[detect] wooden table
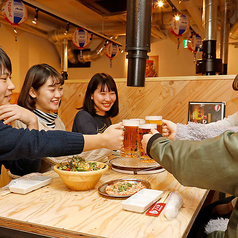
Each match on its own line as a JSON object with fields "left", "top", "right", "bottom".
{"left": 0, "top": 166, "right": 208, "bottom": 238}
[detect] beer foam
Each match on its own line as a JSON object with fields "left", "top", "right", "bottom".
{"left": 145, "top": 116, "right": 162, "bottom": 120}
{"left": 139, "top": 124, "right": 157, "bottom": 129}
{"left": 122, "top": 119, "right": 140, "bottom": 126}
{"left": 130, "top": 118, "right": 146, "bottom": 124}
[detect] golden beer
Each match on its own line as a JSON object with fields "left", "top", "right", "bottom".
{"left": 145, "top": 116, "right": 162, "bottom": 134}
{"left": 121, "top": 119, "right": 140, "bottom": 158}
{"left": 138, "top": 124, "right": 157, "bottom": 162}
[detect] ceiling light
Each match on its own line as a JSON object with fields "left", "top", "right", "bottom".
{"left": 175, "top": 15, "right": 180, "bottom": 21}
{"left": 158, "top": 1, "right": 163, "bottom": 7}
{"left": 32, "top": 8, "right": 38, "bottom": 24}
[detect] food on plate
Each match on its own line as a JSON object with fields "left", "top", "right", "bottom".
{"left": 57, "top": 156, "right": 106, "bottom": 172}
{"left": 105, "top": 181, "right": 146, "bottom": 196}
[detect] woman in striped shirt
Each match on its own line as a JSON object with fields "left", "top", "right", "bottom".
{"left": 9, "top": 64, "right": 67, "bottom": 175}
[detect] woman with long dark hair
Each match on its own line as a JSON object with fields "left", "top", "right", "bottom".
{"left": 72, "top": 73, "right": 119, "bottom": 134}
{"left": 72, "top": 73, "right": 119, "bottom": 161}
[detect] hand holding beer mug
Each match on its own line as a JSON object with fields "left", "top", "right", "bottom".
{"left": 145, "top": 116, "right": 162, "bottom": 134}
{"left": 138, "top": 124, "right": 157, "bottom": 162}
{"left": 121, "top": 119, "right": 140, "bottom": 158}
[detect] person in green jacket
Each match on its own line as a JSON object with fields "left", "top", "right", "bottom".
{"left": 142, "top": 129, "right": 238, "bottom": 238}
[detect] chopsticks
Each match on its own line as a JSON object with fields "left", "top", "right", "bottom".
{"left": 159, "top": 190, "right": 170, "bottom": 203}
{"left": 146, "top": 190, "right": 170, "bottom": 216}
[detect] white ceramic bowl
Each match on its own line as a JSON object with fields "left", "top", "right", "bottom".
{"left": 54, "top": 161, "right": 108, "bottom": 191}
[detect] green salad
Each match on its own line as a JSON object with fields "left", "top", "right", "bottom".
{"left": 57, "top": 156, "right": 106, "bottom": 172}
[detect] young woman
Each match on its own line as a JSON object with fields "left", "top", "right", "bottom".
{"left": 9, "top": 64, "right": 66, "bottom": 174}
{"left": 72, "top": 73, "right": 119, "bottom": 134}
{"left": 0, "top": 47, "right": 123, "bottom": 175}
{"left": 72, "top": 73, "right": 119, "bottom": 161}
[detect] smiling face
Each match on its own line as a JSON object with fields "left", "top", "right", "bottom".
{"left": 30, "top": 77, "right": 63, "bottom": 113}
{"left": 0, "top": 71, "right": 15, "bottom": 106}
{"left": 91, "top": 85, "right": 117, "bottom": 116}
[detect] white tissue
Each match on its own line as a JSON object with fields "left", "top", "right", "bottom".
{"left": 164, "top": 191, "right": 183, "bottom": 220}
{"left": 205, "top": 218, "right": 229, "bottom": 234}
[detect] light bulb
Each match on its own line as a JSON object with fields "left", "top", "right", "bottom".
{"left": 158, "top": 1, "right": 163, "bottom": 7}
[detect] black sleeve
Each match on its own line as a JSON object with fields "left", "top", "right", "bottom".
{"left": 0, "top": 122, "right": 84, "bottom": 162}
{"left": 72, "top": 111, "right": 97, "bottom": 134}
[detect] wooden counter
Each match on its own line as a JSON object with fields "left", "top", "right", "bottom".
{"left": 0, "top": 167, "right": 208, "bottom": 238}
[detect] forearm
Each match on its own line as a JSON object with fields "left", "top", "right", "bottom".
{"left": 148, "top": 131, "right": 238, "bottom": 196}
{"left": 175, "top": 122, "right": 238, "bottom": 141}
{"left": 1, "top": 124, "right": 84, "bottom": 161}
{"left": 83, "top": 134, "right": 106, "bottom": 151}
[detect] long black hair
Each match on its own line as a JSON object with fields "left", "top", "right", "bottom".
{"left": 82, "top": 73, "right": 119, "bottom": 117}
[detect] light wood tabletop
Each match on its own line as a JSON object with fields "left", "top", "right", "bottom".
{"left": 0, "top": 165, "right": 208, "bottom": 238}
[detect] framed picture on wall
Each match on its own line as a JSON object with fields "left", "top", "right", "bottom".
{"left": 188, "top": 102, "right": 226, "bottom": 124}
{"left": 146, "top": 55, "right": 158, "bottom": 77}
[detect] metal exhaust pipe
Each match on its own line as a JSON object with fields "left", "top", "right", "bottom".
{"left": 126, "top": 0, "right": 153, "bottom": 87}
{"left": 196, "top": 0, "right": 222, "bottom": 75}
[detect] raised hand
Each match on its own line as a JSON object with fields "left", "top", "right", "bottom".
{"left": 0, "top": 104, "right": 38, "bottom": 130}
{"left": 162, "top": 119, "right": 177, "bottom": 140}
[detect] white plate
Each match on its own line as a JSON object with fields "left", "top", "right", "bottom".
{"left": 9, "top": 175, "right": 53, "bottom": 194}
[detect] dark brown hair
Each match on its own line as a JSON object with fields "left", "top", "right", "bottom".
{"left": 18, "top": 64, "right": 64, "bottom": 110}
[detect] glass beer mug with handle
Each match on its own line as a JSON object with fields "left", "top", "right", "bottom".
{"left": 145, "top": 116, "right": 162, "bottom": 134}
{"left": 138, "top": 124, "right": 157, "bottom": 162}
{"left": 121, "top": 119, "right": 140, "bottom": 158}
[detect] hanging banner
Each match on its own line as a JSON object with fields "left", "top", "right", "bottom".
{"left": 72, "top": 28, "right": 91, "bottom": 49}
{"left": 2, "top": 0, "right": 27, "bottom": 26}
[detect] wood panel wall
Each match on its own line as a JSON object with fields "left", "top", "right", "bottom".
{"left": 61, "top": 75, "right": 238, "bottom": 131}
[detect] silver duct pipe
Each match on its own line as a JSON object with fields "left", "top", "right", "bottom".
{"left": 220, "top": 0, "right": 234, "bottom": 74}
{"left": 77, "top": 40, "right": 106, "bottom": 63}
{"left": 203, "top": 0, "right": 218, "bottom": 40}
{"left": 196, "top": 0, "right": 222, "bottom": 75}
{"left": 48, "top": 29, "right": 107, "bottom": 64}
{"left": 61, "top": 39, "right": 68, "bottom": 80}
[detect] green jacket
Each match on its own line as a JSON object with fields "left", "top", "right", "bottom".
{"left": 147, "top": 131, "right": 238, "bottom": 238}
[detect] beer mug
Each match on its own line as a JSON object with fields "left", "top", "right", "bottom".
{"left": 121, "top": 119, "right": 140, "bottom": 158}
{"left": 130, "top": 118, "right": 146, "bottom": 125}
{"left": 138, "top": 124, "right": 157, "bottom": 162}
{"left": 145, "top": 116, "right": 162, "bottom": 133}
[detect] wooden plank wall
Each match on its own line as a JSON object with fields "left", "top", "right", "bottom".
{"left": 61, "top": 75, "right": 238, "bottom": 131}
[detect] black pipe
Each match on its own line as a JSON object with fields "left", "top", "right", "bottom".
{"left": 196, "top": 40, "right": 222, "bottom": 75}
{"left": 126, "top": 0, "right": 153, "bottom": 87}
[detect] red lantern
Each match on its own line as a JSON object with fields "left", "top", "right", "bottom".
{"left": 72, "top": 28, "right": 91, "bottom": 60}
{"left": 187, "top": 34, "right": 202, "bottom": 53}
{"left": 2, "top": 0, "right": 27, "bottom": 41}
{"left": 2, "top": 0, "right": 27, "bottom": 26}
{"left": 72, "top": 28, "right": 91, "bottom": 49}
{"left": 105, "top": 42, "right": 119, "bottom": 67}
{"left": 168, "top": 14, "right": 189, "bottom": 49}
{"left": 187, "top": 33, "right": 202, "bottom": 62}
